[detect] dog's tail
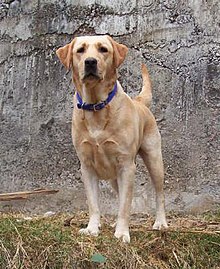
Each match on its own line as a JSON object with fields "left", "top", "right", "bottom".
{"left": 134, "top": 64, "right": 152, "bottom": 107}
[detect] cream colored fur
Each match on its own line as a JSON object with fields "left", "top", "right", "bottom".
{"left": 56, "top": 35, "right": 168, "bottom": 243}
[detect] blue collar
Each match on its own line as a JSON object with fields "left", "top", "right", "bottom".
{"left": 76, "top": 83, "right": 117, "bottom": 111}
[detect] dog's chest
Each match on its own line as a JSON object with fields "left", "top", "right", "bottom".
{"left": 77, "top": 127, "right": 120, "bottom": 179}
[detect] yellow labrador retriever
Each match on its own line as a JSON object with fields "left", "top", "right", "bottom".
{"left": 56, "top": 35, "right": 168, "bottom": 243}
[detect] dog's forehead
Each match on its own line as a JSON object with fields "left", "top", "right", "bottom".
{"left": 74, "top": 35, "right": 112, "bottom": 48}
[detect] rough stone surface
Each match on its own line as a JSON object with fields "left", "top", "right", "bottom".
{"left": 0, "top": 0, "right": 219, "bottom": 215}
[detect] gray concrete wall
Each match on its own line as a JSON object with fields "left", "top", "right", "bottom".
{"left": 0, "top": 0, "right": 219, "bottom": 215}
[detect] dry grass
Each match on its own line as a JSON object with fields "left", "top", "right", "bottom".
{"left": 0, "top": 210, "right": 219, "bottom": 269}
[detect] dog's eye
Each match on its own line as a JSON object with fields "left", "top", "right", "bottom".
{"left": 99, "top": 46, "right": 108, "bottom": 53}
{"left": 77, "top": 47, "right": 85, "bottom": 53}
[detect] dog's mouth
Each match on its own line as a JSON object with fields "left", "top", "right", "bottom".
{"left": 83, "top": 72, "right": 100, "bottom": 80}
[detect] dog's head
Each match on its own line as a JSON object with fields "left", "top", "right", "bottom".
{"left": 56, "top": 35, "right": 128, "bottom": 83}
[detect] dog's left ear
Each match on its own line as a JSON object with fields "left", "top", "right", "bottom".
{"left": 56, "top": 38, "right": 76, "bottom": 70}
{"left": 107, "top": 36, "right": 128, "bottom": 68}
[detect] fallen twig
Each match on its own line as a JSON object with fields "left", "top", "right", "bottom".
{"left": 0, "top": 188, "right": 59, "bottom": 201}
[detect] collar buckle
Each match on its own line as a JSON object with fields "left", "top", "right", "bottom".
{"left": 93, "top": 103, "right": 101, "bottom": 111}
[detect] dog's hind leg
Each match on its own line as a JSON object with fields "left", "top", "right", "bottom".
{"left": 110, "top": 179, "right": 119, "bottom": 194}
{"left": 79, "top": 165, "right": 101, "bottom": 236}
{"left": 109, "top": 179, "right": 119, "bottom": 228}
{"left": 139, "top": 128, "right": 168, "bottom": 230}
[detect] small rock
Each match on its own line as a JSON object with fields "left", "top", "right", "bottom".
{"left": 43, "top": 211, "right": 56, "bottom": 217}
{"left": 23, "top": 216, "right": 33, "bottom": 220}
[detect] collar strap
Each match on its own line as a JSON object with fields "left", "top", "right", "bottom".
{"left": 76, "top": 83, "right": 117, "bottom": 111}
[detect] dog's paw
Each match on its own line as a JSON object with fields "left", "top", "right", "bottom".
{"left": 79, "top": 227, "right": 99, "bottom": 236}
{"left": 152, "top": 219, "right": 168, "bottom": 230}
{"left": 114, "top": 231, "right": 130, "bottom": 243}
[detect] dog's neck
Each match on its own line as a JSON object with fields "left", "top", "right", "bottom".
{"left": 73, "top": 73, "right": 117, "bottom": 104}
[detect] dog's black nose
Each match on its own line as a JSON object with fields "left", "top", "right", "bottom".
{"left": 85, "top": 57, "right": 97, "bottom": 67}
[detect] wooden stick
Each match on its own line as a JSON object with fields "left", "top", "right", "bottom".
{"left": 0, "top": 189, "right": 59, "bottom": 201}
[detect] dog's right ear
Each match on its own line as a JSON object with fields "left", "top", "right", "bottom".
{"left": 56, "top": 39, "right": 76, "bottom": 70}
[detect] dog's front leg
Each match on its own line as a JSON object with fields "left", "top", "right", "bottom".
{"left": 79, "top": 165, "right": 100, "bottom": 236}
{"left": 114, "top": 162, "right": 135, "bottom": 243}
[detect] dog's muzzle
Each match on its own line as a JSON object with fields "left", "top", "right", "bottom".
{"left": 83, "top": 57, "right": 99, "bottom": 79}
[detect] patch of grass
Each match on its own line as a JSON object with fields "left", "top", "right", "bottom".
{"left": 201, "top": 208, "right": 220, "bottom": 222}
{"left": 0, "top": 211, "right": 219, "bottom": 269}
